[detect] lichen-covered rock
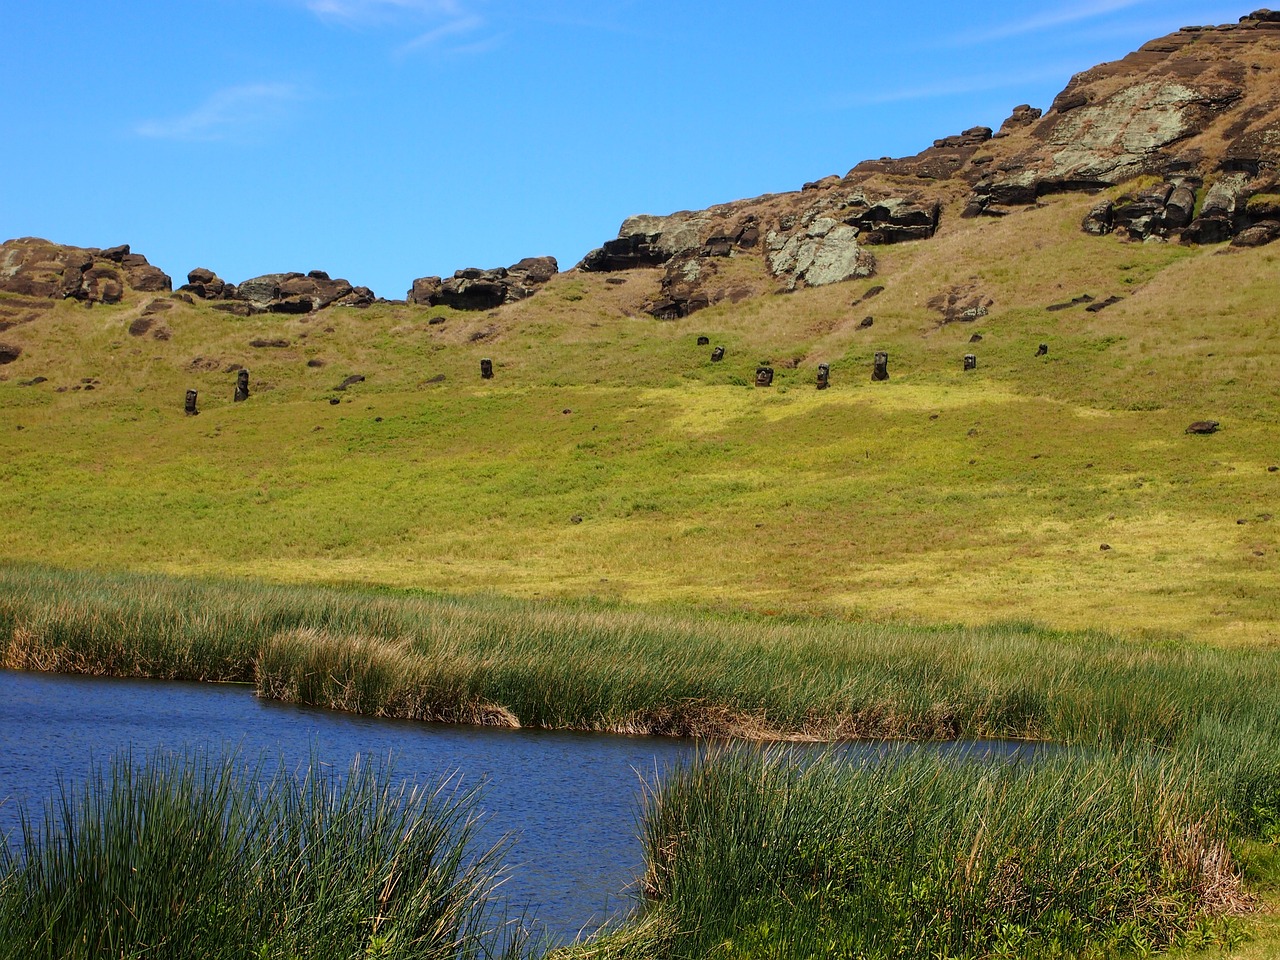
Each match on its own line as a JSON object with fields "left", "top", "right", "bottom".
{"left": 767, "top": 223, "right": 876, "bottom": 290}
{"left": 1231, "top": 219, "right": 1280, "bottom": 246}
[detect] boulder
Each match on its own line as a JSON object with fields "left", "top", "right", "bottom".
{"left": 1186, "top": 420, "right": 1220, "bottom": 434}
{"left": 0, "top": 237, "right": 171, "bottom": 304}
{"left": 407, "top": 257, "right": 558, "bottom": 310}
{"left": 994, "top": 104, "right": 1043, "bottom": 137}
{"left": 181, "top": 267, "right": 231, "bottom": 300}
{"left": 579, "top": 234, "right": 672, "bottom": 272}
{"left": 233, "top": 270, "right": 371, "bottom": 312}
{"left": 1231, "top": 219, "right": 1280, "bottom": 246}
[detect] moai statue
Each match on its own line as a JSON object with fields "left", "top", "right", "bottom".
{"left": 872, "top": 351, "right": 889, "bottom": 382}
{"left": 234, "top": 369, "right": 249, "bottom": 402}
{"left": 755, "top": 366, "right": 774, "bottom": 387}
{"left": 817, "top": 363, "right": 830, "bottom": 390}
{"left": 963, "top": 354, "right": 977, "bottom": 371}
{"left": 711, "top": 346, "right": 725, "bottom": 362}
{"left": 184, "top": 389, "right": 198, "bottom": 415}
{"left": 480, "top": 358, "right": 494, "bottom": 379}
{"left": 697, "top": 336, "right": 710, "bottom": 346}
{"left": 1036, "top": 343, "right": 1049, "bottom": 357}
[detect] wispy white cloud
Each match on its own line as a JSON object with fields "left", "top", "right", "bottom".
{"left": 398, "top": 12, "right": 485, "bottom": 52}
{"left": 304, "top": 0, "right": 466, "bottom": 23}
{"left": 833, "top": 63, "right": 1077, "bottom": 108}
{"left": 133, "top": 83, "right": 303, "bottom": 142}
{"left": 942, "top": 0, "right": 1155, "bottom": 46}
{"left": 301, "top": 0, "right": 495, "bottom": 55}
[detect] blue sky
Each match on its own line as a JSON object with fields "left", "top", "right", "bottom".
{"left": 0, "top": 1, "right": 1247, "bottom": 298}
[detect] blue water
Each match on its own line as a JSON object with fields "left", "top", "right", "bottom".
{"left": 0, "top": 669, "right": 1047, "bottom": 946}
{"left": 0, "top": 669, "right": 695, "bottom": 944}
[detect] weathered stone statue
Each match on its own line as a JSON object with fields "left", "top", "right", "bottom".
{"left": 964, "top": 354, "right": 977, "bottom": 371}
{"left": 480, "top": 358, "right": 494, "bottom": 379}
{"left": 185, "top": 389, "right": 198, "bottom": 415}
{"left": 755, "top": 367, "right": 774, "bottom": 387}
{"left": 817, "top": 363, "right": 830, "bottom": 389}
{"left": 1037, "top": 343, "right": 1049, "bottom": 356}
{"left": 711, "top": 346, "right": 725, "bottom": 362}
{"left": 697, "top": 336, "right": 710, "bottom": 346}
{"left": 872, "top": 351, "right": 889, "bottom": 381}
{"left": 234, "top": 369, "right": 249, "bottom": 402}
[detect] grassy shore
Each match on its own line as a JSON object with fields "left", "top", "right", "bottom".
{"left": 5, "top": 562, "right": 1280, "bottom": 754}
{"left": 0, "top": 749, "right": 518, "bottom": 960}
{"left": 3, "top": 563, "right": 1280, "bottom": 956}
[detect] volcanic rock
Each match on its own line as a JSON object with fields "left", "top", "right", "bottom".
{"left": 0, "top": 237, "right": 171, "bottom": 304}
{"left": 407, "top": 257, "right": 558, "bottom": 310}
{"left": 230, "top": 270, "right": 372, "bottom": 313}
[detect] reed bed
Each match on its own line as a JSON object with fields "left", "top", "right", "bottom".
{"left": 620, "top": 747, "right": 1247, "bottom": 960}
{"left": 4, "top": 562, "right": 1280, "bottom": 957}
{"left": 0, "top": 748, "right": 520, "bottom": 960}
{"left": 5, "top": 562, "right": 1280, "bottom": 757}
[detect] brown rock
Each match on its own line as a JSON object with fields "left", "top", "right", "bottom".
{"left": 1231, "top": 220, "right": 1280, "bottom": 246}
{"left": 408, "top": 257, "right": 557, "bottom": 310}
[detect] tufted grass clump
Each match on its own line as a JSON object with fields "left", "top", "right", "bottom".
{"left": 619, "top": 747, "right": 1248, "bottom": 960}
{"left": 0, "top": 749, "right": 521, "bottom": 960}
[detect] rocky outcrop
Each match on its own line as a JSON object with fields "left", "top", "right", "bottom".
{"left": 0, "top": 238, "right": 171, "bottom": 304}
{"left": 853, "top": 126, "right": 994, "bottom": 181}
{"left": 577, "top": 186, "right": 946, "bottom": 315}
{"left": 406, "top": 257, "right": 558, "bottom": 310}
{"left": 232, "top": 270, "right": 375, "bottom": 313}
{"left": 180, "top": 268, "right": 235, "bottom": 300}
{"left": 766, "top": 220, "right": 876, "bottom": 292}
{"left": 1081, "top": 171, "right": 1280, "bottom": 247}
{"left": 957, "top": 13, "right": 1280, "bottom": 243}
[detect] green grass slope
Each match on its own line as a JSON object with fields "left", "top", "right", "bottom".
{"left": 0, "top": 189, "right": 1276, "bottom": 644}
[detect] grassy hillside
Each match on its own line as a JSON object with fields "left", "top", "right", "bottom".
{"left": 1, "top": 189, "right": 1275, "bottom": 644}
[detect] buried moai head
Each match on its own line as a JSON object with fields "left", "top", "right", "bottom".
{"left": 1037, "top": 343, "right": 1049, "bottom": 357}
{"left": 872, "top": 351, "right": 889, "bottom": 382}
{"left": 234, "top": 369, "right": 249, "bottom": 402}
{"left": 817, "top": 363, "right": 830, "bottom": 390}
{"left": 963, "top": 354, "right": 977, "bottom": 371}
{"left": 480, "top": 358, "right": 494, "bottom": 379}
{"left": 755, "top": 366, "right": 774, "bottom": 387}
{"left": 184, "top": 389, "right": 198, "bottom": 415}
{"left": 711, "top": 346, "right": 725, "bottom": 362}
{"left": 697, "top": 336, "right": 710, "bottom": 346}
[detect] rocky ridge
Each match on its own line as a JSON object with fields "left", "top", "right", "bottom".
{"left": 0, "top": 239, "right": 171, "bottom": 330}
{"left": 576, "top": 9, "right": 1280, "bottom": 317}
{"left": 4, "top": 11, "right": 1279, "bottom": 326}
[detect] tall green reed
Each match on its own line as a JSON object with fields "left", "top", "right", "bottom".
{"left": 630, "top": 746, "right": 1245, "bottom": 960}
{"left": 0, "top": 748, "right": 521, "bottom": 960}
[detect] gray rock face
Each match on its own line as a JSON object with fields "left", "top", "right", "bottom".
{"left": 767, "top": 224, "right": 876, "bottom": 290}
